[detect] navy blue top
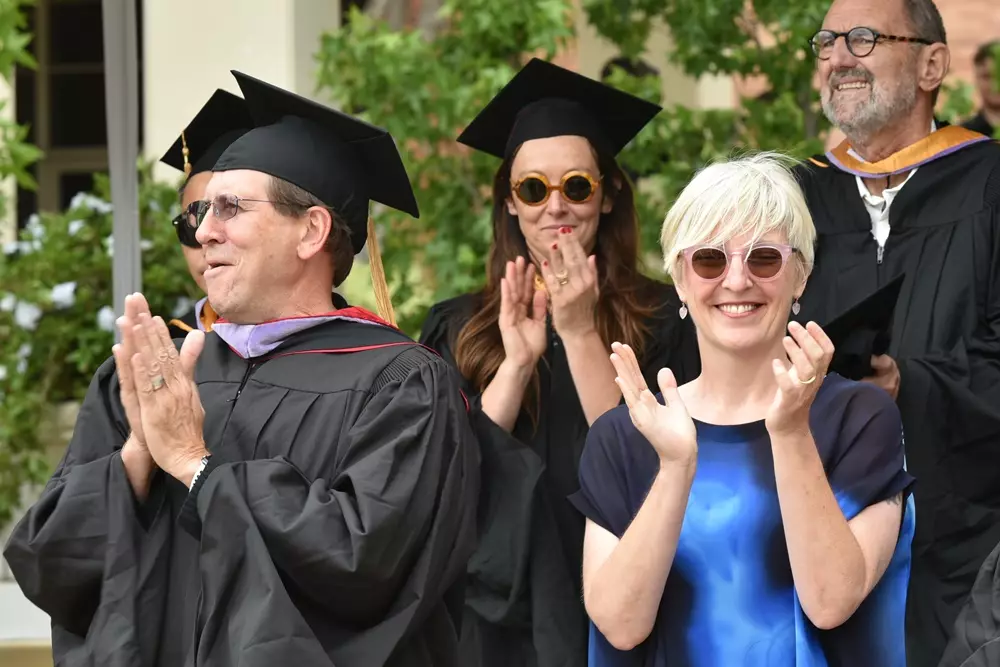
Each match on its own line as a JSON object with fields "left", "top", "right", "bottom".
{"left": 571, "top": 374, "right": 915, "bottom": 667}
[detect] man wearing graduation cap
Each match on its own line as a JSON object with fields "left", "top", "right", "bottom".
{"left": 796, "top": 0, "right": 1000, "bottom": 664}
{"left": 160, "top": 88, "right": 253, "bottom": 337}
{"left": 4, "top": 71, "right": 478, "bottom": 667}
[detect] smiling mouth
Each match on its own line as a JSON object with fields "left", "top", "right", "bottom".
{"left": 835, "top": 81, "right": 869, "bottom": 91}
{"left": 716, "top": 303, "right": 762, "bottom": 316}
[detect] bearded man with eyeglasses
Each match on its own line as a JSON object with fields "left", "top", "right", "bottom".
{"left": 794, "top": 1, "right": 1000, "bottom": 665}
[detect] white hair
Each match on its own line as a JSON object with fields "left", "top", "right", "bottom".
{"left": 659, "top": 151, "right": 817, "bottom": 282}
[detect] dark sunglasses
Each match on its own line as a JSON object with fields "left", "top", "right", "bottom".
{"left": 681, "top": 244, "right": 798, "bottom": 282}
{"left": 172, "top": 201, "right": 202, "bottom": 249}
{"left": 511, "top": 171, "right": 601, "bottom": 206}
{"left": 809, "top": 27, "right": 932, "bottom": 60}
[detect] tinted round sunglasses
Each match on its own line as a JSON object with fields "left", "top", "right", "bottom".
{"left": 511, "top": 171, "right": 601, "bottom": 206}
{"left": 681, "top": 244, "right": 800, "bottom": 282}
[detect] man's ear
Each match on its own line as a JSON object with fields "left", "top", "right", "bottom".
{"left": 298, "top": 206, "right": 332, "bottom": 261}
{"left": 919, "top": 43, "right": 950, "bottom": 96}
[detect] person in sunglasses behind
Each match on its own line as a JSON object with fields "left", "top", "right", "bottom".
{"left": 419, "top": 58, "right": 701, "bottom": 666}
{"left": 159, "top": 88, "right": 253, "bottom": 338}
{"left": 573, "top": 152, "right": 914, "bottom": 667}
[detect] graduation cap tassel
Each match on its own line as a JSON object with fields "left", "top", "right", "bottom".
{"left": 366, "top": 216, "right": 397, "bottom": 328}
{"left": 181, "top": 130, "right": 192, "bottom": 177}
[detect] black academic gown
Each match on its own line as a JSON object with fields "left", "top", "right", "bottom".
{"left": 419, "top": 279, "right": 700, "bottom": 667}
{"left": 3, "top": 316, "right": 479, "bottom": 667}
{"left": 937, "top": 538, "right": 1000, "bottom": 667}
{"left": 795, "top": 140, "right": 1000, "bottom": 667}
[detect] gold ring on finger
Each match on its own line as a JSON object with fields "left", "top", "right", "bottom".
{"left": 797, "top": 374, "right": 817, "bottom": 385}
{"left": 554, "top": 269, "right": 569, "bottom": 281}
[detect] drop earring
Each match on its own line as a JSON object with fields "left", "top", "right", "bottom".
{"left": 679, "top": 302, "right": 688, "bottom": 320}
{"left": 791, "top": 298, "right": 801, "bottom": 316}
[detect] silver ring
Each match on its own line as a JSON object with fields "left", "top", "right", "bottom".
{"left": 151, "top": 375, "right": 165, "bottom": 391}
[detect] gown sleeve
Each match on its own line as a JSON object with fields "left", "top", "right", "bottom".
{"left": 2, "top": 357, "right": 171, "bottom": 663}
{"left": 418, "top": 299, "right": 544, "bottom": 626}
{"left": 938, "top": 538, "right": 1000, "bottom": 667}
{"left": 895, "top": 200, "right": 1000, "bottom": 507}
{"left": 177, "top": 345, "right": 479, "bottom": 665}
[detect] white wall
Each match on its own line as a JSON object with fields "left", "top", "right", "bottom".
{"left": 143, "top": 0, "right": 340, "bottom": 182}
{"left": 573, "top": 4, "right": 734, "bottom": 110}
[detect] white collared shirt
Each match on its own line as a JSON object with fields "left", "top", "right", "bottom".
{"left": 854, "top": 121, "right": 936, "bottom": 263}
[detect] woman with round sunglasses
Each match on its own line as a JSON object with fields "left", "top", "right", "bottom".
{"left": 420, "top": 59, "right": 701, "bottom": 667}
{"left": 572, "top": 153, "right": 914, "bottom": 666}
{"left": 159, "top": 89, "right": 253, "bottom": 338}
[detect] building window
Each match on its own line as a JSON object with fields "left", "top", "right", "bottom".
{"left": 14, "top": 0, "right": 144, "bottom": 226}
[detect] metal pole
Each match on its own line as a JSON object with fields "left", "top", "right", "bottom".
{"left": 101, "top": 0, "right": 141, "bottom": 341}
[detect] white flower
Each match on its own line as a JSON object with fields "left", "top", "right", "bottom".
{"left": 172, "top": 296, "right": 193, "bottom": 318}
{"left": 15, "top": 343, "right": 32, "bottom": 375}
{"left": 17, "top": 239, "right": 40, "bottom": 254}
{"left": 0, "top": 293, "right": 15, "bottom": 312}
{"left": 67, "top": 219, "right": 85, "bottom": 236}
{"left": 50, "top": 281, "right": 77, "bottom": 309}
{"left": 3, "top": 241, "right": 17, "bottom": 255}
{"left": 70, "top": 192, "right": 114, "bottom": 214}
{"left": 0, "top": 365, "right": 7, "bottom": 381}
{"left": 97, "top": 305, "right": 116, "bottom": 332}
{"left": 13, "top": 301, "right": 42, "bottom": 330}
{"left": 104, "top": 234, "right": 114, "bottom": 257}
{"left": 140, "top": 239, "right": 153, "bottom": 251}
{"left": 25, "top": 214, "right": 44, "bottom": 240}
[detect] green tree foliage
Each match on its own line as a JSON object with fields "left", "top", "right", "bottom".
{"left": 0, "top": 168, "right": 198, "bottom": 526}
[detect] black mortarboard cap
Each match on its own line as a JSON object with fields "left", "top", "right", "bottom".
{"left": 215, "top": 70, "right": 419, "bottom": 254}
{"left": 456, "top": 58, "right": 661, "bottom": 160}
{"left": 820, "top": 274, "right": 905, "bottom": 380}
{"left": 160, "top": 89, "right": 254, "bottom": 179}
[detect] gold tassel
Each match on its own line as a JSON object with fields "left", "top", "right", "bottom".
{"left": 366, "top": 215, "right": 397, "bottom": 327}
{"left": 181, "top": 130, "right": 192, "bottom": 176}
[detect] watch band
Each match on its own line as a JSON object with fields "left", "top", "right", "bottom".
{"left": 188, "top": 455, "right": 211, "bottom": 491}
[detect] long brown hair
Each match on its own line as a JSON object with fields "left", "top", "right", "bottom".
{"left": 454, "top": 142, "right": 658, "bottom": 422}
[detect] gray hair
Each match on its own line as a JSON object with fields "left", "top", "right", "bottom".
{"left": 903, "top": 0, "right": 946, "bottom": 45}
{"left": 660, "top": 151, "right": 817, "bottom": 282}
{"left": 266, "top": 176, "right": 355, "bottom": 287}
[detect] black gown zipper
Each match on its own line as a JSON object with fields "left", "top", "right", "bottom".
{"left": 228, "top": 359, "right": 260, "bottom": 403}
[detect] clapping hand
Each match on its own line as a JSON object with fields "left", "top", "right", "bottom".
{"left": 540, "top": 227, "right": 599, "bottom": 338}
{"left": 499, "top": 256, "right": 548, "bottom": 371}
{"left": 114, "top": 294, "right": 209, "bottom": 486}
{"left": 611, "top": 342, "right": 697, "bottom": 467}
{"left": 766, "top": 321, "right": 834, "bottom": 437}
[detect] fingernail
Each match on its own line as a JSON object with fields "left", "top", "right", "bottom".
{"left": 552, "top": 243, "right": 558, "bottom": 250}
{"left": 559, "top": 226, "right": 571, "bottom": 234}
{"left": 542, "top": 260, "right": 549, "bottom": 267}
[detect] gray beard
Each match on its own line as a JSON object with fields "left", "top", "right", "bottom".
{"left": 822, "top": 75, "right": 918, "bottom": 147}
